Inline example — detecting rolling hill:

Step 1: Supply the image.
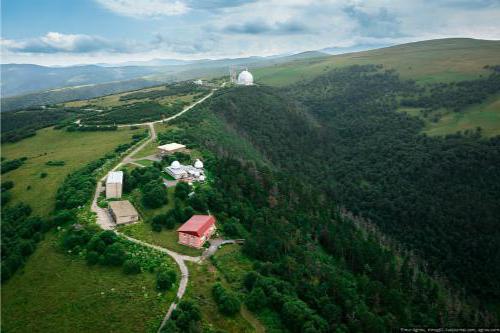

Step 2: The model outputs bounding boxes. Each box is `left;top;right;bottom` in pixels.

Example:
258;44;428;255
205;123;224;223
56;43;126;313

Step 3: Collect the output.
254;38;500;85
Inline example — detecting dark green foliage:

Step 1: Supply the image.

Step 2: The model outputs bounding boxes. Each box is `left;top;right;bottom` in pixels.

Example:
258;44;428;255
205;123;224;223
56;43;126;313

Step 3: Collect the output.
1;181;15;192
245;287;267;311
86;251;100;266
142;180;168;209
174;182;190;200
1;157;27;174
1;191;12;205
81;102;182;125
165;94;498;329
103;243;126;266
123;259;141;274
401;68;500;111
221;217;247;238
45;160;66;166
66;125;117;132
1;106;80;143
165;300;202;333
119;82;208;101
193;66;500;303
55;157;109;209
156;268;177;291
40;172;48;178
212;283;241;316
1;203;45;282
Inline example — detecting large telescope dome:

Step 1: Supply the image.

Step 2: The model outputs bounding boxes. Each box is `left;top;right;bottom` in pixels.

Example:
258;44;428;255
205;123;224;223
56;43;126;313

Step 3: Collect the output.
237;70;254;85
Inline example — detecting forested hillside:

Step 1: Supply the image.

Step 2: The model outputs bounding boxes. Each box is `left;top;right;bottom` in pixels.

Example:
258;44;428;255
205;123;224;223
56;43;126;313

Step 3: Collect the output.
168;65;500;313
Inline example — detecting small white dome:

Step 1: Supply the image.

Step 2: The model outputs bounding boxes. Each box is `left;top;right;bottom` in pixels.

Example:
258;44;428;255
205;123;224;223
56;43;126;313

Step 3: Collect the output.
171;160;181;169
194;159;204;169
237;70;253;85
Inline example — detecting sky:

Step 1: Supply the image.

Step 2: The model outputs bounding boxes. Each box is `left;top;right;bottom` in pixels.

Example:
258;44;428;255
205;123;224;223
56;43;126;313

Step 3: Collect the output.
1;0;500;66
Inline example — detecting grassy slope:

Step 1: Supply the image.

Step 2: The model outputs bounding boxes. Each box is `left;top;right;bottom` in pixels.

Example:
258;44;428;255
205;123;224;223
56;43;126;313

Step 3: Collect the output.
254;38;500;137
254;38;500;86
1;233;177;333
1;126;141;216
186;259;256;333
425;93;500;137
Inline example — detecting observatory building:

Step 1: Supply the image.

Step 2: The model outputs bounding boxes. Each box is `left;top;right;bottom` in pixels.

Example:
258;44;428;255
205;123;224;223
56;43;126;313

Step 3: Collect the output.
236;70;254;85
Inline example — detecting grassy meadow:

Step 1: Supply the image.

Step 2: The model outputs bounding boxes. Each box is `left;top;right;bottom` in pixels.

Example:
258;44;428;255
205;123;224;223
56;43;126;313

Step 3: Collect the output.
1;233;177;333
1;126;141;216
398;94;500;137
118;221;203;257
254;38;500;86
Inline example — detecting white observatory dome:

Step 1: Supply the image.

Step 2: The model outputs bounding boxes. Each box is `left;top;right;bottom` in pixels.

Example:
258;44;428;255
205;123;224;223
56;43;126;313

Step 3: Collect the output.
237;70;253;85
171;161;181;169
194;159;204;169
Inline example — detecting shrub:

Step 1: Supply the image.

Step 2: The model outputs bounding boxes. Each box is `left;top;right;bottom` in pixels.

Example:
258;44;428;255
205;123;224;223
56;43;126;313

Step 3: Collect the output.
86;251;100;265
156;268;177;291
123;259;141;274
87;235;107;254
1;180;14;192
174;182;190;200
40;172;48;178
212;283;241;316
103;243;126;266
245;287;267;311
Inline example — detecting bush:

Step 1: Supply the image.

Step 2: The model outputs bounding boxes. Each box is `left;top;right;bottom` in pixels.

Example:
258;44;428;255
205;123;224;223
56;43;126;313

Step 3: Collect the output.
245;287;267;311
1;180;14;192
86;251;100;265
212;283;241;316
103;243;126;266
87;235;107;254
156;268;177;291
40;172;48;178
174;182;190;200
123;259;141;274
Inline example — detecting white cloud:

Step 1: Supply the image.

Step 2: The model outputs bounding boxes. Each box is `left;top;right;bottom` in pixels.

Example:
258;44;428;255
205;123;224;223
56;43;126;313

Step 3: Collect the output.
95;0;189;18
2;32;134;54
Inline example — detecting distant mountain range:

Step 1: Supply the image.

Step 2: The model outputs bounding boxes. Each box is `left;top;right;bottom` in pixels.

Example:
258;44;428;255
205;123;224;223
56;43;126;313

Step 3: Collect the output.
1;51;328;99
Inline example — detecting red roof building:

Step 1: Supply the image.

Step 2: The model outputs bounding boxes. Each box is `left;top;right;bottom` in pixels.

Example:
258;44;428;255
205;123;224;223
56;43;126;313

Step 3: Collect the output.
177;215;216;248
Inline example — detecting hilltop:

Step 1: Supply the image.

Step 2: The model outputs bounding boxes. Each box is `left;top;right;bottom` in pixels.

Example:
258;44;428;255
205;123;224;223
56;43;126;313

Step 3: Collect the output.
254;38;500;85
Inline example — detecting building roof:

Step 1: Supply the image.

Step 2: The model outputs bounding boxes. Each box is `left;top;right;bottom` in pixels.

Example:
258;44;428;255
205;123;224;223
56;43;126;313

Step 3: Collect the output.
109;200;138;217
106;171;123;184
158;143;186;152
177;215;216;237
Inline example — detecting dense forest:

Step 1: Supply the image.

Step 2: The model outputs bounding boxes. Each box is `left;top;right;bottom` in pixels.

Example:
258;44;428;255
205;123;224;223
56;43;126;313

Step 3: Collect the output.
165;65;500;321
1;106;84;143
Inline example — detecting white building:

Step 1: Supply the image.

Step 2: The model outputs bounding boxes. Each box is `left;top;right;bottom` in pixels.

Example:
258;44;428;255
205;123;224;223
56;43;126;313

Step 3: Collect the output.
157;143;186;156
193;79;203;85
165;159;205;182
106;171;123;199
237;70;254;85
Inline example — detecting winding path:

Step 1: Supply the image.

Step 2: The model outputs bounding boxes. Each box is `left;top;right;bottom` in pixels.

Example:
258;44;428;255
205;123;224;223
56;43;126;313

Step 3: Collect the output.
88;85;224;332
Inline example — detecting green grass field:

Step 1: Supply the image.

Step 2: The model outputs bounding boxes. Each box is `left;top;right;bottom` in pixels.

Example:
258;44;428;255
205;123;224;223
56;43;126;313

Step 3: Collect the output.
1;232;177;333
254;38;500;86
118;221;203;257
424;95;500;137
1;126;141;216
398;94;500;137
